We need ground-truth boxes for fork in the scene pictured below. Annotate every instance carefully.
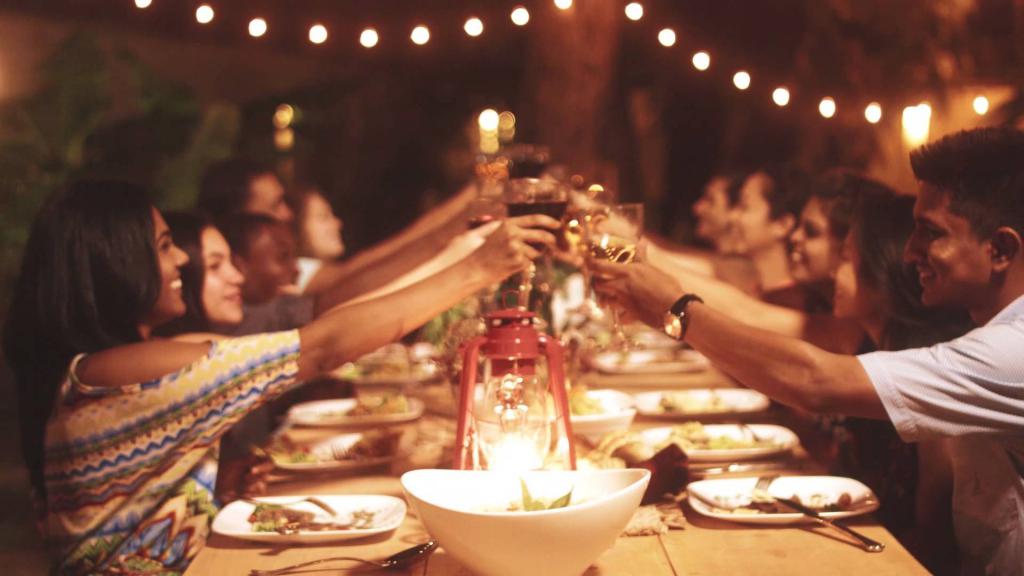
[751,474,778,503]
[241,496,338,516]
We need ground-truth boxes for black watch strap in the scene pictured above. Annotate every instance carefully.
[670,293,704,317]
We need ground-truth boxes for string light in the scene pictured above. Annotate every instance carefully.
[625,3,644,21]
[478,109,500,132]
[360,28,379,48]
[411,25,430,45]
[692,51,710,71]
[865,102,882,124]
[772,87,790,107]
[657,28,676,47]
[309,24,328,44]
[464,17,484,37]
[973,95,990,115]
[818,97,836,118]
[733,71,751,90]
[248,18,267,38]
[554,0,573,10]
[273,104,295,129]
[511,6,530,26]
[902,103,931,146]
[195,4,214,24]
[134,0,152,9]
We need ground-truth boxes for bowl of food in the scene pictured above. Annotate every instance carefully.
[569,388,637,442]
[401,468,650,576]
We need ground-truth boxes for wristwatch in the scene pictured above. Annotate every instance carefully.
[663,294,704,341]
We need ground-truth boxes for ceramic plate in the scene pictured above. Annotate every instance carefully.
[686,475,879,525]
[286,398,425,427]
[634,389,770,420]
[586,348,710,375]
[639,424,798,462]
[269,433,396,472]
[569,389,637,441]
[212,495,406,543]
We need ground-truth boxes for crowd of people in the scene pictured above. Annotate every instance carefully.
[1,126,1022,575]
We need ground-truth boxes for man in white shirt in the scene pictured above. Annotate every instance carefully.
[594,127,1024,575]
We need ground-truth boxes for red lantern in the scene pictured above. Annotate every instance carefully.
[454,307,576,470]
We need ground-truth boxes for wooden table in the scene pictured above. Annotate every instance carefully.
[187,461,927,575]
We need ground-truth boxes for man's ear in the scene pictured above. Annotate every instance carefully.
[989,226,1022,273]
[770,214,796,240]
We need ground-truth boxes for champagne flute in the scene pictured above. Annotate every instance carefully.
[587,203,643,349]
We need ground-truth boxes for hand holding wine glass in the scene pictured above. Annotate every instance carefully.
[587,202,644,348]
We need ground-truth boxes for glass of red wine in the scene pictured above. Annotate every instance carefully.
[502,178,569,319]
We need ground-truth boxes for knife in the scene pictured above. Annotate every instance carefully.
[773,497,885,552]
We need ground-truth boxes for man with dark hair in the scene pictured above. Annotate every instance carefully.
[595,127,1024,575]
[199,158,293,222]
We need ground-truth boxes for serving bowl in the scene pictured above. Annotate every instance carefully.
[569,389,637,442]
[401,468,650,576]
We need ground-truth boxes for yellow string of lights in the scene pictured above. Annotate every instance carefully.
[131,0,995,139]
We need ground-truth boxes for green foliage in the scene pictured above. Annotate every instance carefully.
[0,32,239,317]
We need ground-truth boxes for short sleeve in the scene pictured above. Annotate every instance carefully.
[858,321,1024,442]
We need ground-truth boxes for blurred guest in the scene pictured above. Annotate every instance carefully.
[3,180,549,575]
[288,184,345,292]
[198,158,293,222]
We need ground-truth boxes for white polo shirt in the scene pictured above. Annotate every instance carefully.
[858,295,1024,575]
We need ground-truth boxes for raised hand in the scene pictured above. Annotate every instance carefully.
[590,260,683,328]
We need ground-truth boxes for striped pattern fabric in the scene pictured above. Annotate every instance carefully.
[42,330,301,575]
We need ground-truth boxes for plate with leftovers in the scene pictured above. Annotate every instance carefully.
[212,494,406,543]
[334,344,440,386]
[686,475,880,524]
[634,389,770,419]
[639,423,798,462]
[568,388,636,441]
[267,430,401,472]
[286,394,424,427]
[585,348,710,376]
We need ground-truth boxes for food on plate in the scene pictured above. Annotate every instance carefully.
[658,422,778,452]
[267,430,400,465]
[248,503,375,533]
[658,391,728,414]
[568,386,604,416]
[348,393,410,417]
[707,491,855,515]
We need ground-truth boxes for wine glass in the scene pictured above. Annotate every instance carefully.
[587,202,644,349]
[502,178,569,317]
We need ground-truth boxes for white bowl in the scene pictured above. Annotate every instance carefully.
[401,468,650,576]
[570,389,637,442]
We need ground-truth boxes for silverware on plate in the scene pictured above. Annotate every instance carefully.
[249,540,438,575]
[773,496,885,552]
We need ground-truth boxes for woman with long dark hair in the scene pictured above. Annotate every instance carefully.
[2,180,554,575]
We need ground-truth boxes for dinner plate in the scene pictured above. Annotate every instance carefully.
[269,433,397,472]
[212,494,406,543]
[633,389,771,420]
[569,389,637,441]
[334,344,442,387]
[586,348,710,375]
[686,475,880,525]
[286,398,425,427]
[639,424,799,462]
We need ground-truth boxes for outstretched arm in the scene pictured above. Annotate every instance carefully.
[592,260,884,418]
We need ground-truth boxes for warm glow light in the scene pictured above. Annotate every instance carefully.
[486,434,545,471]
[625,2,644,21]
[692,51,711,71]
[478,109,500,132]
[360,28,379,48]
[733,71,751,90]
[195,4,214,24]
[819,97,836,118]
[657,28,677,47]
[772,87,791,107]
[511,6,530,26]
[498,111,516,130]
[308,24,328,44]
[411,25,430,45]
[273,104,295,129]
[134,0,152,8]
[973,95,990,115]
[248,18,267,38]
[464,17,484,37]
[902,103,932,146]
[274,128,294,151]
[554,0,573,10]
[865,102,883,124]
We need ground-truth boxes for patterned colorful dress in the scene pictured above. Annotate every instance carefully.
[41,331,301,575]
